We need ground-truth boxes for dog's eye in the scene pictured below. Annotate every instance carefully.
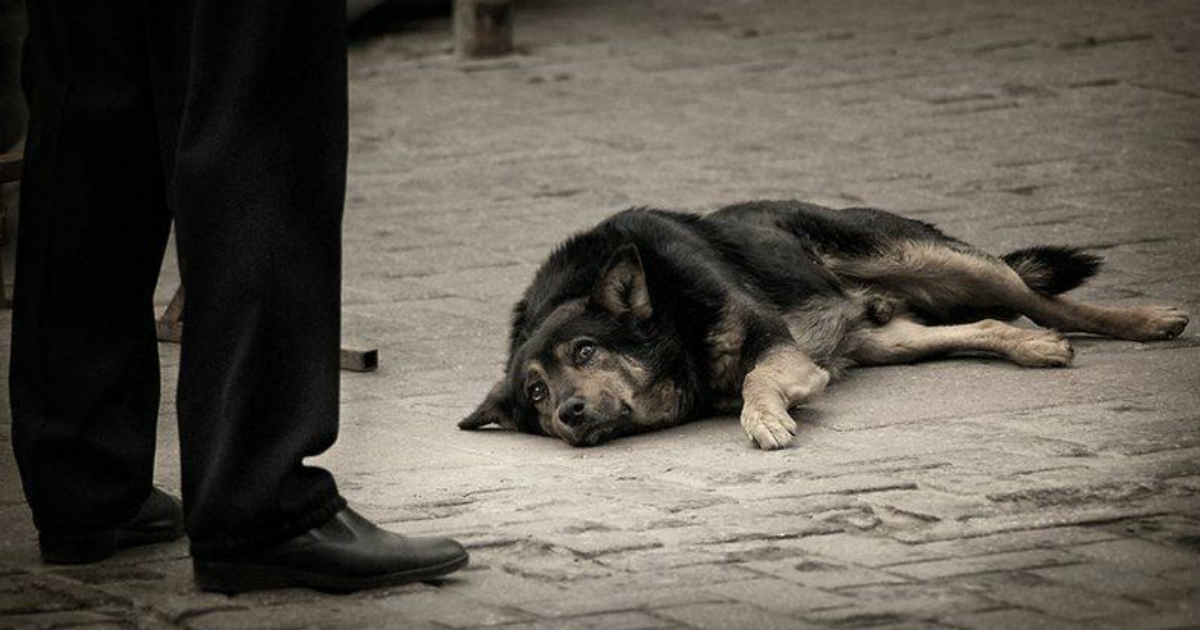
[528,381,548,403]
[574,341,596,365]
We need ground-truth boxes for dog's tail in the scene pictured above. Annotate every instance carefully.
[1003,245,1103,296]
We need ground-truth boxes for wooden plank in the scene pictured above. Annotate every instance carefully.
[340,347,379,373]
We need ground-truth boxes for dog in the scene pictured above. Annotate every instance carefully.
[458,201,1190,450]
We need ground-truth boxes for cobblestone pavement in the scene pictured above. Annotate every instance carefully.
[3,0,1200,628]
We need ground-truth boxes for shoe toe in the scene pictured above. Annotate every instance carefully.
[414,535,469,566]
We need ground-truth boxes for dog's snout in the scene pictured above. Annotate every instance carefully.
[558,398,589,426]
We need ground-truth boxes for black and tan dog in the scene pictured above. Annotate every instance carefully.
[459,201,1190,450]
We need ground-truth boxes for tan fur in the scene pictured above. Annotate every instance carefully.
[826,242,1018,318]
[740,344,830,450]
[1004,255,1052,292]
[707,303,747,394]
[783,290,875,376]
[522,361,559,437]
[850,317,1074,368]
[527,341,683,442]
[596,257,652,320]
[830,240,1188,341]
[1010,296,1189,341]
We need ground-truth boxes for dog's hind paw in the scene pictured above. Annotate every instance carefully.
[1120,306,1190,341]
[741,404,797,450]
[1008,329,1074,368]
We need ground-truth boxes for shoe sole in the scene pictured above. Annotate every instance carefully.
[119,524,187,548]
[193,552,470,594]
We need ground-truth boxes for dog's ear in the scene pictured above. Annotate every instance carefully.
[458,380,517,431]
[592,244,652,322]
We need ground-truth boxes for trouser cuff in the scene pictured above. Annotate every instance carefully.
[188,493,347,560]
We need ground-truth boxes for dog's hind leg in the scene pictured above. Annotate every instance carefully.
[830,242,1189,341]
[1007,294,1188,342]
[740,344,830,450]
[849,316,1074,368]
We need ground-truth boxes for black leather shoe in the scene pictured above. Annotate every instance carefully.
[192,506,469,594]
[39,487,186,564]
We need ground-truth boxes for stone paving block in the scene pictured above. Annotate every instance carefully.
[594,550,727,575]
[729,474,926,502]
[1091,605,1200,630]
[887,503,1195,545]
[1159,565,1200,590]
[481,611,677,630]
[0,575,117,616]
[778,533,945,568]
[959,573,1150,621]
[912,526,1118,558]
[445,568,572,607]
[661,514,840,547]
[652,602,824,630]
[744,557,909,590]
[888,548,1083,580]
[805,582,998,624]
[543,530,665,560]
[0,611,133,630]
[614,563,764,591]
[513,583,726,618]
[365,590,536,628]
[942,608,1096,630]
[1067,538,1200,575]
[699,577,853,614]
[1030,561,1190,599]
[857,489,998,524]
[183,601,443,630]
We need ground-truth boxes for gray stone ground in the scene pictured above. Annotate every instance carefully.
[2,0,1200,627]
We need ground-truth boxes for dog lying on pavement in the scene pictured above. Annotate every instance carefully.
[459,201,1190,449]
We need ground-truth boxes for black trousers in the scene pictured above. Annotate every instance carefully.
[10,0,348,558]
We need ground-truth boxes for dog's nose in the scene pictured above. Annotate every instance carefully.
[558,398,588,426]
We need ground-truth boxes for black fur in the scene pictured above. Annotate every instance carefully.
[1002,245,1103,296]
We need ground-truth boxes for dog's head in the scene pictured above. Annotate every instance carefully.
[460,245,692,446]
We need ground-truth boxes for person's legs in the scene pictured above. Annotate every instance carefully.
[10,1,171,538]
[0,0,26,151]
[14,0,467,584]
[153,2,469,592]
[160,0,348,558]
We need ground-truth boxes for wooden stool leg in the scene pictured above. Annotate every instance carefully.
[0,151,21,309]
[155,283,378,372]
[1,187,7,309]
[155,284,185,343]
[454,0,513,58]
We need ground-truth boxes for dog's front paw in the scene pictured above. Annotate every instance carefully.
[1008,329,1074,367]
[741,404,796,451]
[1121,306,1190,341]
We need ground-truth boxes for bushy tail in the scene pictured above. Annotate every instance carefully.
[1002,245,1103,295]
